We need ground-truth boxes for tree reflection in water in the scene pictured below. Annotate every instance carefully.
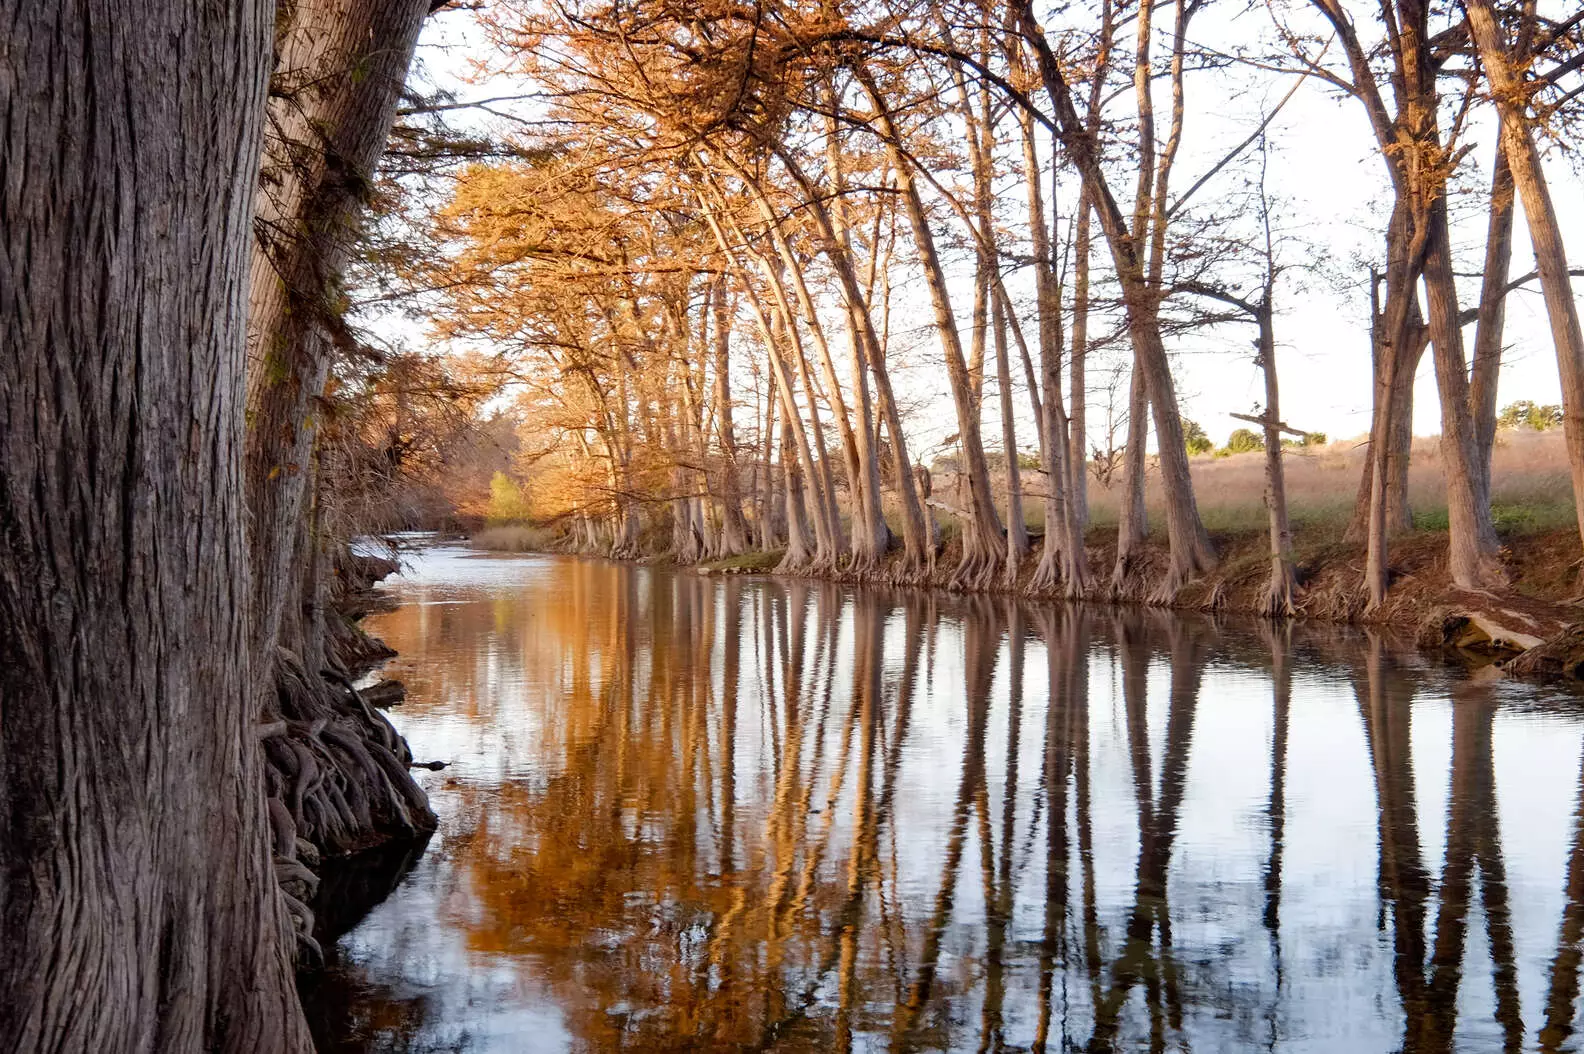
[308,549,1584,1053]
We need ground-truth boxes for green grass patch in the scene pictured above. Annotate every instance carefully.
[700,550,784,573]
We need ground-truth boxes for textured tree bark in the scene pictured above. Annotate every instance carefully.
[1466,0,1584,561]
[247,0,432,659]
[0,0,311,1048]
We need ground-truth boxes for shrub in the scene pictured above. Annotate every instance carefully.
[1183,419,1213,456]
[1224,428,1264,455]
[485,471,532,525]
[1498,400,1563,431]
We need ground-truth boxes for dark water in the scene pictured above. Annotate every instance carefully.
[306,546,1584,1052]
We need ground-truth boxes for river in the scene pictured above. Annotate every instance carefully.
[305,544,1584,1052]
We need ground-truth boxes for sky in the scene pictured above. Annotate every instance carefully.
[395,1,1582,453]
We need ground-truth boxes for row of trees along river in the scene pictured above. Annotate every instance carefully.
[1,0,1583,1048]
[371,0,1584,621]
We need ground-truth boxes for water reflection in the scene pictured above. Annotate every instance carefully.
[309,548,1584,1052]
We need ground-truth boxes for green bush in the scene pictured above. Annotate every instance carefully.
[485,471,532,525]
[1224,428,1264,455]
[1498,400,1563,431]
[1183,419,1213,456]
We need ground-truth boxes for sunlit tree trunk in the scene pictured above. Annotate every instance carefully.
[0,0,311,1046]
[1466,0,1584,562]
[733,167,875,564]
[709,276,750,556]
[1018,0,1217,598]
[697,195,835,566]
[860,68,1006,588]
[775,141,929,573]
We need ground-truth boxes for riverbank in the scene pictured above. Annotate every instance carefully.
[472,520,1584,677]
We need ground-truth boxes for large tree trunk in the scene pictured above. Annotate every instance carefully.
[246,0,432,659]
[244,0,438,913]
[0,0,311,1048]
[1466,0,1584,562]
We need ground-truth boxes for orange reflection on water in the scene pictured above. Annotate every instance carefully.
[308,548,1584,1054]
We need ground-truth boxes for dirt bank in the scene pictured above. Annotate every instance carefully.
[671,524,1584,678]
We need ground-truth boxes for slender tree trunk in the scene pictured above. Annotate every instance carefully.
[1012,103,1085,594]
[710,277,750,556]
[1422,200,1504,588]
[859,69,1005,587]
[740,177,873,563]
[697,197,834,565]
[776,142,928,571]
[1017,1,1217,596]
[1070,192,1093,535]
[994,292,1031,582]
[0,0,311,1047]
[1470,144,1516,485]
[1257,300,1297,615]
[1466,0,1584,561]
[781,403,816,568]
[1112,369,1151,595]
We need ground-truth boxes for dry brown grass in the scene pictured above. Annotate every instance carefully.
[471,524,560,552]
[1078,428,1575,537]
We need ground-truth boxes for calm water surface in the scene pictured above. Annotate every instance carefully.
[307,546,1584,1052]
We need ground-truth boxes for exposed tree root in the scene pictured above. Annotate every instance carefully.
[261,554,436,965]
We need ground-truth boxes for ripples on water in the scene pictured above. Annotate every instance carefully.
[304,546,1584,1053]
